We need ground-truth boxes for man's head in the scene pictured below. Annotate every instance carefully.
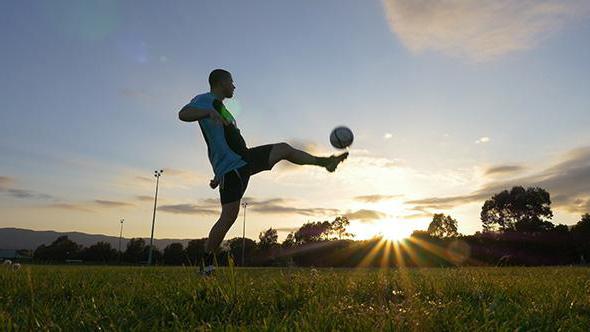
[209,69,235,99]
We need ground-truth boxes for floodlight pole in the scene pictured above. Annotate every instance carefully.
[118,218,124,263]
[241,201,248,266]
[148,169,163,265]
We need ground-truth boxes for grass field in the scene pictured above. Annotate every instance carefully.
[1,265,589,331]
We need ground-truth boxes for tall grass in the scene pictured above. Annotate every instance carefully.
[1,265,589,330]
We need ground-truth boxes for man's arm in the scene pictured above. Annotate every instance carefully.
[178,104,214,122]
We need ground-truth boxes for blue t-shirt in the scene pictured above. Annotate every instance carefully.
[189,92,247,179]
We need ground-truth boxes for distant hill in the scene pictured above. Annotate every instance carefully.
[0,228,199,250]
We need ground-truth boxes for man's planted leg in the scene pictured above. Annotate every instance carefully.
[202,200,240,274]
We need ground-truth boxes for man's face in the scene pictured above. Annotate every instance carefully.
[221,76,235,98]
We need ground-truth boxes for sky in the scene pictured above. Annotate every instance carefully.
[1,0,590,243]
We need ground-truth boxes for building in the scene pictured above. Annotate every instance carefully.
[0,249,31,261]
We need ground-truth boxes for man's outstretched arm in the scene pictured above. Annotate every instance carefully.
[178,104,213,122]
[178,104,228,125]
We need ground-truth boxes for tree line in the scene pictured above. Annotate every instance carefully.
[30,186,590,266]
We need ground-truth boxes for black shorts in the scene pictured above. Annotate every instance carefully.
[219,144,274,204]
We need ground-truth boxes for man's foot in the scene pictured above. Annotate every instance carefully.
[199,264,216,277]
[324,152,349,172]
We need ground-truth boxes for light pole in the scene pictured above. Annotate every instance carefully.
[118,218,124,263]
[148,169,163,265]
[241,201,248,266]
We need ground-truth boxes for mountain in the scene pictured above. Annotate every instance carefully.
[0,228,201,250]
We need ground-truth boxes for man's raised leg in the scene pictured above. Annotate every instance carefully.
[268,142,348,172]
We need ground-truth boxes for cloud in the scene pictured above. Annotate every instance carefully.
[273,227,300,233]
[354,194,403,203]
[344,209,388,222]
[0,177,56,201]
[484,165,526,176]
[384,133,393,140]
[94,200,135,208]
[250,204,339,216]
[401,212,433,220]
[231,196,339,216]
[158,204,218,215]
[136,195,154,202]
[405,146,590,213]
[382,0,590,61]
[475,137,490,144]
[406,193,487,210]
[135,175,153,184]
[0,176,14,189]
[45,203,94,213]
[164,196,338,218]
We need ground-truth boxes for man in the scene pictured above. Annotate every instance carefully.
[178,69,348,275]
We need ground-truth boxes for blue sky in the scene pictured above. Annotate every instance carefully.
[1,1,590,241]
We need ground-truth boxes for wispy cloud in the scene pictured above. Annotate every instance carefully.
[0,176,14,189]
[94,200,135,208]
[158,204,218,215]
[45,203,95,213]
[354,194,403,203]
[401,212,433,220]
[405,146,590,214]
[484,165,527,176]
[0,176,57,201]
[345,209,388,222]
[195,196,341,217]
[250,204,339,216]
[382,0,590,61]
[273,227,300,233]
[136,195,154,202]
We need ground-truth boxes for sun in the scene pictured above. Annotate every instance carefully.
[348,219,415,241]
[376,219,414,241]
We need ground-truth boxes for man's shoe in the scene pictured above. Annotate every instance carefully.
[199,264,216,277]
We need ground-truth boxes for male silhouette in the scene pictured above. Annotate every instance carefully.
[179,69,348,275]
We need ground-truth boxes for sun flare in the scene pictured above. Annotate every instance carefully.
[377,219,414,241]
[349,219,415,241]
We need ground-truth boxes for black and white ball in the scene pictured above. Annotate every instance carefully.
[330,126,354,149]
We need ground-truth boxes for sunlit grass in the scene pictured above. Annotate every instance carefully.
[2,265,588,330]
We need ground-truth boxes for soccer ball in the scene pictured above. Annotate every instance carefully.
[330,126,353,149]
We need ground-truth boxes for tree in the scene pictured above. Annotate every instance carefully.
[480,186,554,232]
[141,245,162,264]
[185,238,207,265]
[258,228,278,251]
[228,237,257,266]
[553,224,570,233]
[427,214,459,238]
[572,213,590,235]
[81,241,117,262]
[124,238,146,263]
[330,216,353,239]
[163,243,185,265]
[282,232,296,248]
[34,236,82,262]
[294,221,332,244]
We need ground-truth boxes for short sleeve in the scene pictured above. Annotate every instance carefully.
[188,93,214,110]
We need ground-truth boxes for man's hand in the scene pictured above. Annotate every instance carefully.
[208,109,229,126]
[209,177,219,189]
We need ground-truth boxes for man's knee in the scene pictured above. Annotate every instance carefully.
[221,201,241,221]
[276,142,292,157]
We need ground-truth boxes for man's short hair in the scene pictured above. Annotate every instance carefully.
[209,69,232,87]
